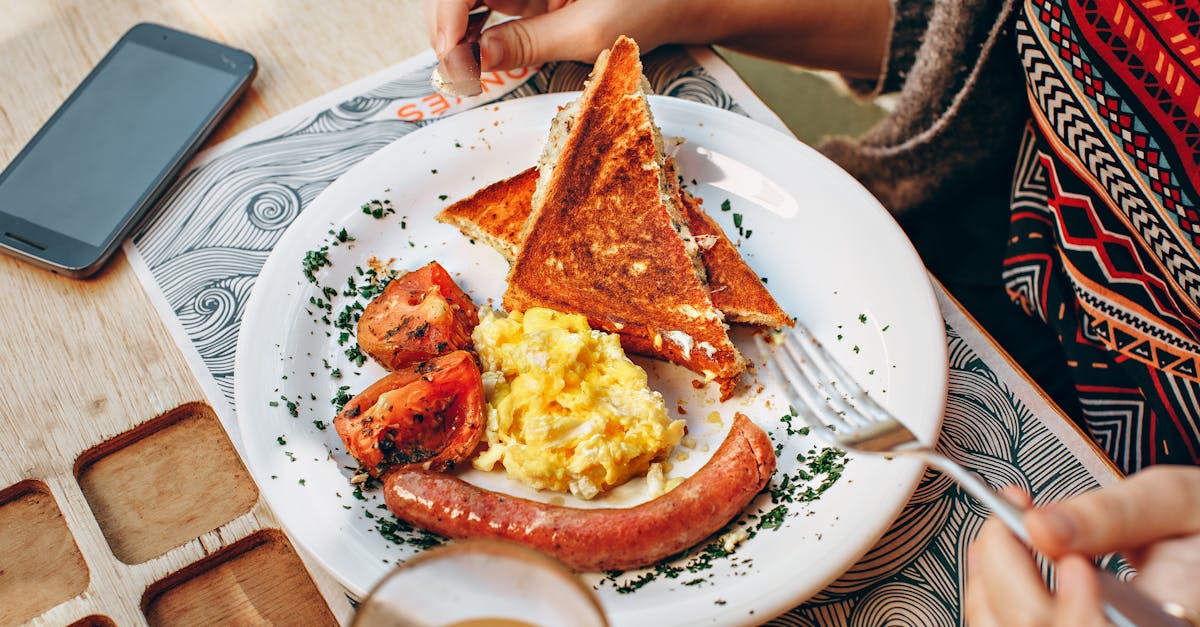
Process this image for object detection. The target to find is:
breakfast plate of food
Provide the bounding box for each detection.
[234,38,947,626]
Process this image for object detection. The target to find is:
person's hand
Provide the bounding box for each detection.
[965,465,1200,626]
[423,0,891,78]
[424,0,689,72]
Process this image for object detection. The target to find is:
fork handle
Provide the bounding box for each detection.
[923,452,1189,627]
[924,452,1029,541]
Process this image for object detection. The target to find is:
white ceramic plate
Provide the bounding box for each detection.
[234,94,947,626]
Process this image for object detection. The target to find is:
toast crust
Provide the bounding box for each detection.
[502,37,746,393]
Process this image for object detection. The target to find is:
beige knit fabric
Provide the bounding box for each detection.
[819,0,1026,215]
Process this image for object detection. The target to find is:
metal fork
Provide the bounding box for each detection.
[755,327,1186,627]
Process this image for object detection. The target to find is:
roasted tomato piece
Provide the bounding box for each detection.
[358,261,479,371]
[334,350,485,475]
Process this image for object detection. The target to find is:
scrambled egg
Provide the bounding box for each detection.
[471,307,684,499]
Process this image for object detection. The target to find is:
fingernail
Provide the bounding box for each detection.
[1037,507,1077,543]
[480,32,502,70]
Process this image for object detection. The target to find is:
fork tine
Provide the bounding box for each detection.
[753,335,854,441]
[777,330,874,430]
[787,326,893,426]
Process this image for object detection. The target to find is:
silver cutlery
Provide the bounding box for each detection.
[431,6,492,97]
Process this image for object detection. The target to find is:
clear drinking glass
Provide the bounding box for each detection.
[352,540,609,627]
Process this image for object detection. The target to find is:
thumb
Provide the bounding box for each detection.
[479,6,614,71]
[1026,466,1200,558]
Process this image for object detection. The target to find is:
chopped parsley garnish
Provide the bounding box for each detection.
[720,199,732,212]
[594,411,852,596]
[301,247,331,283]
[345,345,368,367]
[361,199,395,219]
[332,385,353,411]
[615,572,656,594]
[731,211,749,237]
[375,514,446,549]
[758,505,787,530]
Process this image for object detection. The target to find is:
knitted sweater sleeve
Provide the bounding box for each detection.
[818,0,1026,215]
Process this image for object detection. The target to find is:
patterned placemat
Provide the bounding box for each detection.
[126,46,1122,625]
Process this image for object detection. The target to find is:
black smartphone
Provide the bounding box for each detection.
[0,22,256,278]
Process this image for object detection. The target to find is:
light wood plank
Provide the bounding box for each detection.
[0,1,426,623]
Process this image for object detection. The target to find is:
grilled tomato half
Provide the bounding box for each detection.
[334,350,485,475]
[358,261,479,370]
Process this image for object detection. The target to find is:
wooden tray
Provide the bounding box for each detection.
[0,391,347,625]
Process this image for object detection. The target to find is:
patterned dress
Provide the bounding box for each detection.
[1004,0,1200,472]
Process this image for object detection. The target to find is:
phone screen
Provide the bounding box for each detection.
[1,41,241,246]
[0,24,255,276]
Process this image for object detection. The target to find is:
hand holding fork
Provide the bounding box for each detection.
[756,327,1195,627]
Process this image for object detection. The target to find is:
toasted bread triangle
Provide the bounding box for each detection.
[437,166,537,261]
[502,36,746,396]
[437,163,793,329]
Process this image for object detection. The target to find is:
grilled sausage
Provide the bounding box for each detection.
[382,412,775,572]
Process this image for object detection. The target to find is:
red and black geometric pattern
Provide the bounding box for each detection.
[1006,0,1200,471]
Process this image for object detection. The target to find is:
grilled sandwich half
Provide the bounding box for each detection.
[499,36,750,398]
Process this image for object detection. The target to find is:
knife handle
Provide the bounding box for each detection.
[1097,569,1192,627]
[462,6,490,44]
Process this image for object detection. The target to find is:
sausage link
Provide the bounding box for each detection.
[383,412,776,572]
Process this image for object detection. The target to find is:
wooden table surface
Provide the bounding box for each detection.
[0,2,427,624]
